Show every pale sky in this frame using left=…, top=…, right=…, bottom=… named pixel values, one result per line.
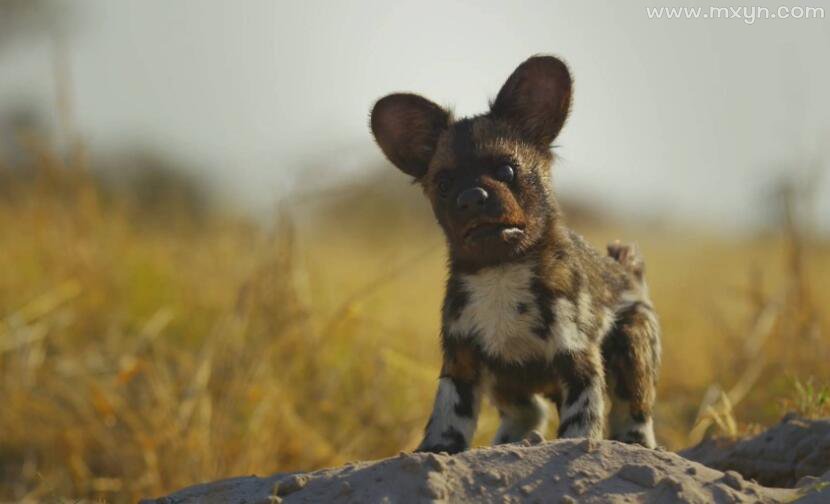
left=1, top=0, right=828, bottom=230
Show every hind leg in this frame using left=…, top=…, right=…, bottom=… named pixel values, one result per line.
left=603, top=300, right=661, bottom=448
left=491, top=393, right=548, bottom=445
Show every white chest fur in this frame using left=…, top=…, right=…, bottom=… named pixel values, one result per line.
left=446, top=261, right=604, bottom=364
left=448, top=262, right=551, bottom=363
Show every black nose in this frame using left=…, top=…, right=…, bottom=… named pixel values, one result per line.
left=456, top=187, right=488, bottom=211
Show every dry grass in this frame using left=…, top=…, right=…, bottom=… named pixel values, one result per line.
left=0, top=148, right=828, bottom=502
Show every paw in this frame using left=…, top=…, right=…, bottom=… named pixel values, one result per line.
left=607, top=240, right=645, bottom=280
left=415, top=443, right=465, bottom=455
left=614, top=428, right=657, bottom=449
left=416, top=427, right=468, bottom=455
left=558, top=418, right=604, bottom=441
left=493, top=429, right=545, bottom=446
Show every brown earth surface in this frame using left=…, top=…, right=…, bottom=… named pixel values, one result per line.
left=143, top=417, right=830, bottom=503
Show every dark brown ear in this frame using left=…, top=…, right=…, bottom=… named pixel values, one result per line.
left=370, top=93, right=451, bottom=179
left=490, top=55, right=572, bottom=147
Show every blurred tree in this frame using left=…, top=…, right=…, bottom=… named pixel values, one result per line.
left=94, top=148, right=212, bottom=225
left=0, top=0, right=77, bottom=150
left=0, top=1, right=67, bottom=46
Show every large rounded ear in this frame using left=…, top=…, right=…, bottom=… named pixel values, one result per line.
left=490, top=55, right=572, bottom=147
left=370, top=93, right=451, bottom=179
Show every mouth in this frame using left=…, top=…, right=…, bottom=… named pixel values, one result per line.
left=462, top=220, right=525, bottom=244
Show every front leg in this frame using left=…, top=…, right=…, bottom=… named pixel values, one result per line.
left=417, top=341, right=482, bottom=454
left=492, top=393, right=548, bottom=445
left=554, top=348, right=606, bottom=440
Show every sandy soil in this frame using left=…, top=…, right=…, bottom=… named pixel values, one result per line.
left=143, top=417, right=830, bottom=503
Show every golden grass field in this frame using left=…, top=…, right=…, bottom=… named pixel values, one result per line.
left=1, top=150, right=828, bottom=502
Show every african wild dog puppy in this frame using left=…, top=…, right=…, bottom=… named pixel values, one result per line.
left=369, top=55, right=661, bottom=452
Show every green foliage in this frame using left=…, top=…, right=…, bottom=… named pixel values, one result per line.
left=781, top=377, right=830, bottom=419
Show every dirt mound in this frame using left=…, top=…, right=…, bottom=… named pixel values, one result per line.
left=141, top=435, right=830, bottom=503
left=143, top=416, right=830, bottom=503
left=681, top=414, right=830, bottom=488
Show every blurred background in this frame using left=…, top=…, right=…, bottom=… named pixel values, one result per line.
left=1, top=0, right=828, bottom=501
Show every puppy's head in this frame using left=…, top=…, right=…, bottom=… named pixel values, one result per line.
left=370, top=56, right=572, bottom=269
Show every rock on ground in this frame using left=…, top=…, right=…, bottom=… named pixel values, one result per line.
left=681, top=414, right=830, bottom=488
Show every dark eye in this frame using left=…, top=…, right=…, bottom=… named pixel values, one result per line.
left=436, top=172, right=453, bottom=197
left=494, top=164, right=515, bottom=183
